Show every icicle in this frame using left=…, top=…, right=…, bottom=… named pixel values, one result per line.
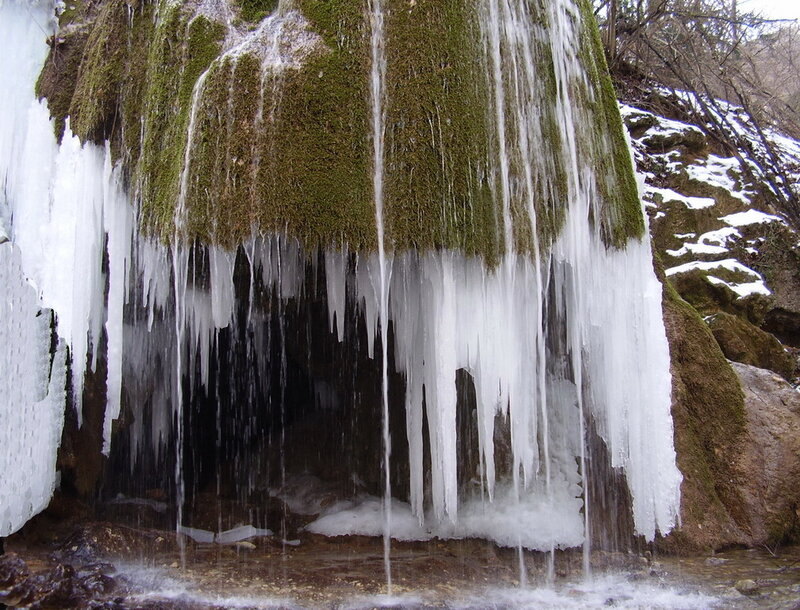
left=324, top=248, right=348, bottom=342
left=102, top=146, right=133, bottom=455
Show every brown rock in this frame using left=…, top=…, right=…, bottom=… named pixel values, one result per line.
left=730, top=362, right=800, bottom=545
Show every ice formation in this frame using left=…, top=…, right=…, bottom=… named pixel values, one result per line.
left=0, top=243, right=67, bottom=536
left=0, top=0, right=682, bottom=549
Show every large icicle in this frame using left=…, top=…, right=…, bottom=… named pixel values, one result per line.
left=0, top=243, right=67, bottom=537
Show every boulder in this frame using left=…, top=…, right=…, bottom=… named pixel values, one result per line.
left=659, top=285, right=750, bottom=552
left=707, top=312, right=795, bottom=380
left=730, top=362, right=800, bottom=545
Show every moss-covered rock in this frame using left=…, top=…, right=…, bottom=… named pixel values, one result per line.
left=36, top=25, right=90, bottom=141
left=670, top=268, right=769, bottom=324
left=382, top=0, right=497, bottom=259
left=707, top=312, right=795, bottom=381
left=67, top=0, right=130, bottom=143
left=34, top=0, right=646, bottom=259
left=576, top=0, right=645, bottom=248
left=659, top=281, right=750, bottom=553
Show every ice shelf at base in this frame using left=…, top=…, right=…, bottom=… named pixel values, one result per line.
left=305, top=485, right=585, bottom=551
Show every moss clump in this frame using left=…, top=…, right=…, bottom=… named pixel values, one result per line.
left=670, top=268, right=770, bottom=324
left=576, top=0, right=644, bottom=247
left=68, top=0, right=129, bottom=143
left=36, top=28, right=90, bottom=141
left=136, top=9, right=226, bottom=237
left=661, top=279, right=749, bottom=550
left=235, top=0, right=279, bottom=22
left=116, top=2, right=157, bottom=166
left=707, top=311, right=795, bottom=380
left=382, top=0, right=497, bottom=259
left=176, top=0, right=375, bottom=249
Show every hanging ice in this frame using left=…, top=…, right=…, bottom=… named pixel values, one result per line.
left=0, top=243, right=67, bottom=536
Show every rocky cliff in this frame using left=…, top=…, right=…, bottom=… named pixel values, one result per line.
left=621, top=88, right=800, bottom=550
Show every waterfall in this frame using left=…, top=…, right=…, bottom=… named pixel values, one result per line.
left=367, top=0, right=393, bottom=592
left=0, top=0, right=681, bottom=562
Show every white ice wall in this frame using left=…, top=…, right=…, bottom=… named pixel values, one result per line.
left=0, top=0, right=133, bottom=534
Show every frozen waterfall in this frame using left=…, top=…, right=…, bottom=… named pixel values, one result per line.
left=0, top=0, right=680, bottom=554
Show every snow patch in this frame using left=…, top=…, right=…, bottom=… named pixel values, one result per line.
left=645, top=186, right=715, bottom=210
left=720, top=209, right=783, bottom=227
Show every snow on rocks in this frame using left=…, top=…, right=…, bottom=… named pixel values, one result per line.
left=621, top=98, right=799, bottom=305
left=646, top=186, right=715, bottom=210
left=665, top=258, right=771, bottom=298
left=720, top=209, right=784, bottom=227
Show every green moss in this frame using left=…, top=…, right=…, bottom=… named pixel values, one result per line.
left=262, top=44, right=375, bottom=249
left=136, top=8, right=226, bottom=238
left=576, top=0, right=644, bottom=247
left=382, top=0, right=497, bottom=259
left=68, top=0, right=129, bottom=143
left=166, top=0, right=376, bottom=249
left=117, top=2, right=157, bottom=165
left=235, top=0, right=279, bottom=22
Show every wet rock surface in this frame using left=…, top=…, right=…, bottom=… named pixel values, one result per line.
left=0, top=553, right=118, bottom=608
left=4, top=519, right=800, bottom=608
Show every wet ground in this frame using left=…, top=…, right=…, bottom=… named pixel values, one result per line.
left=3, top=524, right=799, bottom=608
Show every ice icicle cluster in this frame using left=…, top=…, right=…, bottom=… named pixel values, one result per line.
left=0, top=0, right=134, bottom=532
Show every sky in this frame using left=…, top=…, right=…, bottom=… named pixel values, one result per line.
left=740, top=0, right=800, bottom=21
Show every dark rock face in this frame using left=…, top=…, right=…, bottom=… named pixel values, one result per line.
left=707, top=312, right=796, bottom=380
left=730, top=362, right=800, bottom=546
left=0, top=554, right=117, bottom=608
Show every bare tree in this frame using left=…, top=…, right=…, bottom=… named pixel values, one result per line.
left=593, top=0, right=800, bottom=225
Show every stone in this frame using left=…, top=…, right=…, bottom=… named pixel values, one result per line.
left=0, top=552, right=28, bottom=588
left=0, top=560, right=119, bottom=608
left=658, top=286, right=750, bottom=553
left=730, top=362, right=800, bottom=545
left=734, top=578, right=759, bottom=595
left=707, top=312, right=795, bottom=380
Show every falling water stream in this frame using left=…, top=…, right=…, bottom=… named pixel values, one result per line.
left=366, top=0, right=394, bottom=594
